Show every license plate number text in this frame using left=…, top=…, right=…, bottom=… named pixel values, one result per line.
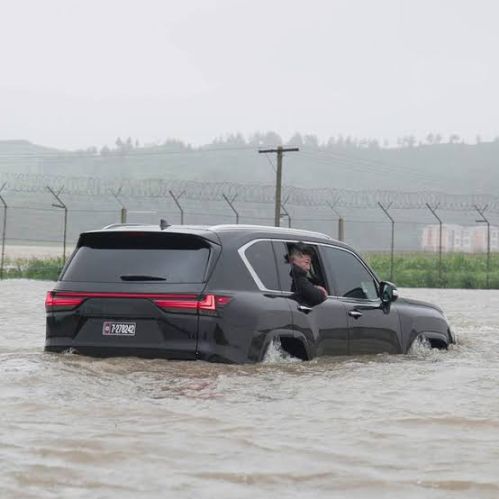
left=102, top=321, right=136, bottom=336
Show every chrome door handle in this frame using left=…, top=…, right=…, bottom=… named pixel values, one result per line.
left=297, top=305, right=313, bottom=313
left=348, top=310, right=363, bottom=319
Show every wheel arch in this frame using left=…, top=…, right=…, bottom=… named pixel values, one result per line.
left=408, top=331, right=450, bottom=351
left=258, top=329, right=312, bottom=361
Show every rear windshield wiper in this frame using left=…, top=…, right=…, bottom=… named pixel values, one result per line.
left=120, top=274, right=167, bottom=281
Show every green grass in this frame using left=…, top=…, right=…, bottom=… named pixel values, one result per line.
left=364, top=252, right=499, bottom=289
left=1, top=257, right=64, bottom=281
left=1, top=252, right=498, bottom=289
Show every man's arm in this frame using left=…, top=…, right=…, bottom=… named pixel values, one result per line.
left=290, top=264, right=327, bottom=306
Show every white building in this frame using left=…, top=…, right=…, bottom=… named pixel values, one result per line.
left=421, top=224, right=499, bottom=252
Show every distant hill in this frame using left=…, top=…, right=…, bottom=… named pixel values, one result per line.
left=1, top=136, right=498, bottom=195
left=0, top=140, right=62, bottom=174
left=2, top=135, right=499, bottom=253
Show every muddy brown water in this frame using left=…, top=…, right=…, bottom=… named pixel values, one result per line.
left=1, top=280, right=498, bottom=498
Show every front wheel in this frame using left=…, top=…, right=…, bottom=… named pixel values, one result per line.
left=409, top=333, right=449, bottom=353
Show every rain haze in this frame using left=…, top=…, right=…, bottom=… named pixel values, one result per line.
left=1, top=0, right=498, bottom=149
left=3, top=4, right=499, bottom=498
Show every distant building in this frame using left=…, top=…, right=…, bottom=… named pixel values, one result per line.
left=421, top=224, right=499, bottom=252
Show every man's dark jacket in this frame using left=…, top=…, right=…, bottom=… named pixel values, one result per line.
left=290, top=264, right=326, bottom=306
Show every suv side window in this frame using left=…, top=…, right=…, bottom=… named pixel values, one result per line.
left=321, top=246, right=378, bottom=300
left=272, top=241, right=327, bottom=293
left=272, top=241, right=293, bottom=291
left=244, top=240, right=279, bottom=290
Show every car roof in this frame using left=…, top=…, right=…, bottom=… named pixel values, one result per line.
left=84, top=223, right=350, bottom=248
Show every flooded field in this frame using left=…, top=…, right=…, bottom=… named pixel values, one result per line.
left=1, top=280, right=498, bottom=499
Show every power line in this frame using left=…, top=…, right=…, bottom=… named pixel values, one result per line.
left=261, top=152, right=277, bottom=173
left=0, top=144, right=259, bottom=160
left=299, top=148, right=447, bottom=186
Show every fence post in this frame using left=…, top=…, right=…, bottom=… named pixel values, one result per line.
left=378, top=202, right=395, bottom=281
left=47, top=186, right=68, bottom=263
left=425, top=203, right=443, bottom=282
left=222, top=193, right=239, bottom=224
left=326, top=202, right=344, bottom=241
left=474, top=204, right=490, bottom=288
left=338, top=218, right=344, bottom=242
left=0, top=183, right=7, bottom=279
left=169, top=190, right=185, bottom=224
left=281, top=197, right=291, bottom=228
left=111, top=187, right=127, bottom=223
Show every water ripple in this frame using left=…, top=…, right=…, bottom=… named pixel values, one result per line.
left=2, top=280, right=499, bottom=498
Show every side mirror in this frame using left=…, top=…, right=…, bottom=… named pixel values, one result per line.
left=379, top=281, right=399, bottom=304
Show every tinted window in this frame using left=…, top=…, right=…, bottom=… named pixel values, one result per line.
left=272, top=241, right=326, bottom=292
left=62, top=232, right=211, bottom=283
left=321, top=247, right=378, bottom=300
left=244, top=241, right=279, bottom=290
left=272, top=241, right=294, bottom=291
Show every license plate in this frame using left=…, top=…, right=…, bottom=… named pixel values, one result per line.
left=102, top=321, right=136, bottom=336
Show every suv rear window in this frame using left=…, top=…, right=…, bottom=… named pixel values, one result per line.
left=61, top=232, right=211, bottom=283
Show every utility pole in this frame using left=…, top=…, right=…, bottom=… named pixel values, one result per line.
left=258, top=146, right=299, bottom=227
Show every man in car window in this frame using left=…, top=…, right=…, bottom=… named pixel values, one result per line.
left=289, top=242, right=328, bottom=306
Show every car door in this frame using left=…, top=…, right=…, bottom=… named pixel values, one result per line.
left=272, top=240, right=349, bottom=357
left=236, top=239, right=296, bottom=359
left=319, top=245, right=402, bottom=355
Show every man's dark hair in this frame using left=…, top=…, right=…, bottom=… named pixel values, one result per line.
left=290, top=242, right=315, bottom=257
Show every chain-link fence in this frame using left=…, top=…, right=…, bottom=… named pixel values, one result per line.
left=1, top=176, right=498, bottom=285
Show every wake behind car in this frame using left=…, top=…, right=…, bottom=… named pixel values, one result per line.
left=45, top=223, right=455, bottom=363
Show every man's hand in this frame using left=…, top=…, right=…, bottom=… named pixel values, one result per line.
left=315, top=285, right=328, bottom=298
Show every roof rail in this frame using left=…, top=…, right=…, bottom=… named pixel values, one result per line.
left=208, top=224, right=333, bottom=240
left=102, top=223, right=145, bottom=230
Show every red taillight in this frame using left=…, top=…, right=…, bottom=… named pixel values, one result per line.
left=45, top=291, right=85, bottom=311
left=153, top=294, right=232, bottom=313
left=214, top=296, right=232, bottom=306
left=153, top=295, right=199, bottom=310
left=45, top=291, right=232, bottom=313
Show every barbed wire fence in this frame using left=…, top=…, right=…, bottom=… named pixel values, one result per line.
left=3, top=171, right=499, bottom=209
left=1, top=172, right=498, bottom=283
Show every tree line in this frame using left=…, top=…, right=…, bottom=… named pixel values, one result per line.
left=73, top=131, right=499, bottom=157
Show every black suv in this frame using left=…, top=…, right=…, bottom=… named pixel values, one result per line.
left=45, top=223, right=454, bottom=363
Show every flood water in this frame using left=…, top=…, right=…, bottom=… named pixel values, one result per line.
left=1, top=280, right=499, bottom=499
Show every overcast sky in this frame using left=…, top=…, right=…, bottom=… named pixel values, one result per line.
left=1, top=0, right=497, bottom=150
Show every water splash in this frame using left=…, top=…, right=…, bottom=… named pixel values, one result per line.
left=408, top=334, right=432, bottom=354
left=262, top=338, right=301, bottom=364
left=407, top=334, right=448, bottom=361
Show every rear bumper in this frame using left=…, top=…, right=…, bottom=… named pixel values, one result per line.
left=44, top=337, right=197, bottom=360
left=44, top=337, right=255, bottom=363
